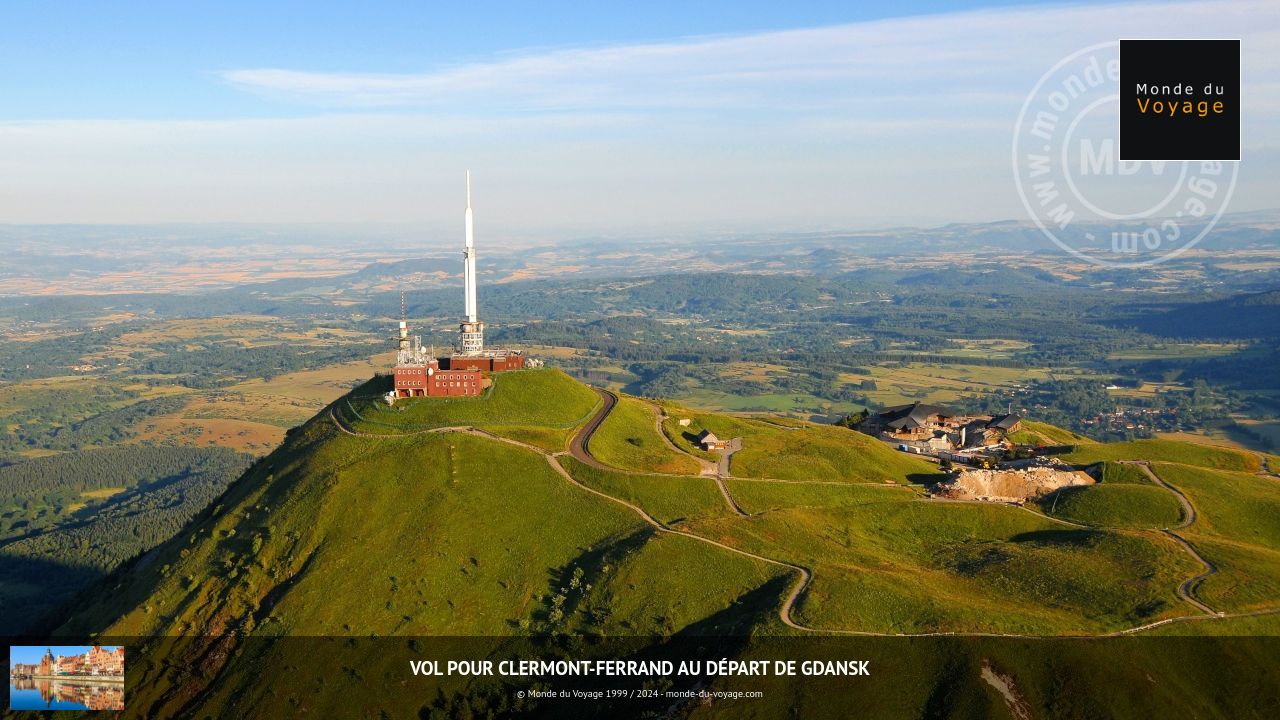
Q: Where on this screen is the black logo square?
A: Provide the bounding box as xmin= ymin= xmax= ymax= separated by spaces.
xmin=1120 ymin=39 xmax=1239 ymax=160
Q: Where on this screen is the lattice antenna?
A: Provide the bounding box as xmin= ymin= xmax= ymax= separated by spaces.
xmin=400 ymin=290 xmax=406 ymax=325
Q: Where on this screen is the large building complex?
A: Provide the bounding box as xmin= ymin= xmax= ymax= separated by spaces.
xmin=391 ymin=173 xmax=530 ymax=399
xmin=16 ymin=647 xmax=125 ymax=679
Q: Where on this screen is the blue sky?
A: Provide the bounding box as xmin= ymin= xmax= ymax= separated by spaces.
xmin=1 ymin=0 xmax=1276 ymax=233
xmin=9 ymin=646 xmax=120 ymax=667
xmin=1 ymin=0 xmax=1077 ymax=120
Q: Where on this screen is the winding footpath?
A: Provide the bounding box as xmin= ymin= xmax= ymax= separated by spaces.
xmin=329 ymin=395 xmax=1279 ymax=638
xmin=1118 ymin=460 xmax=1222 ymax=616
xmin=644 ymin=398 xmax=747 ymax=516
xmin=649 ymin=401 xmax=719 ymax=477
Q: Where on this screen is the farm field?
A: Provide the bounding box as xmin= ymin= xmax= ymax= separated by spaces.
xmin=844 ymin=362 xmax=1095 ymax=407
xmin=677 ymin=388 xmax=859 ymax=416
xmin=1105 ymin=343 xmax=1244 ymax=361
xmin=132 ymin=416 xmax=285 ymax=454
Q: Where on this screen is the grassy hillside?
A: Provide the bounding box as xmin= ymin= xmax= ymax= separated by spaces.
xmin=344 ymin=368 xmax=600 ymax=433
xmin=1038 ymin=484 xmax=1186 ymax=529
xmin=685 ymin=488 xmax=1196 ymax=634
xmin=662 ymin=407 xmax=940 ymax=483
xmin=1063 ymin=438 xmax=1260 ymax=472
xmin=588 ymin=395 xmax=702 ymax=475
xmin=1153 ymin=463 xmax=1280 ymax=612
xmin=37 ymin=370 xmax=1280 ymax=716
xmin=561 ymin=456 xmax=728 ymax=525
xmin=58 ymin=421 xmax=774 ymax=641
xmin=1100 ymin=461 xmax=1154 ymax=484
xmin=1011 ymin=420 xmax=1094 ymax=445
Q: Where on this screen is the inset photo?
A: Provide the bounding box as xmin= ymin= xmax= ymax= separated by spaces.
xmin=8 ymin=646 xmax=125 ymax=712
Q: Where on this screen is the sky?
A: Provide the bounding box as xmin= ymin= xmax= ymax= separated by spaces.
xmin=9 ymin=646 xmax=119 ymax=667
xmin=1 ymin=0 xmax=1277 ymax=237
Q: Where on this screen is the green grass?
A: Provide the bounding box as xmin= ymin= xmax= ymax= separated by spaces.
xmin=682 ymin=485 xmax=1197 ymax=634
xmin=1183 ymin=536 xmax=1280 ymax=612
xmin=480 ymin=424 xmax=573 ymax=453
xmin=1038 ymin=484 xmax=1185 ymax=529
xmin=588 ymin=396 xmax=701 ymax=474
xmin=1100 ymin=461 xmax=1154 ymax=484
xmin=1064 ymin=439 xmax=1261 ymax=472
xmin=663 ymin=408 xmax=940 ymax=484
xmin=560 ymin=456 xmax=730 ymax=525
xmin=44 ymin=369 xmax=1280 ymax=718
xmin=59 ymin=415 xmax=778 ymax=639
xmin=725 ymin=479 xmax=918 ymax=514
xmin=1140 ymin=613 xmax=1280 ymax=635
xmin=1151 ymin=463 xmax=1280 ymax=612
xmin=1017 ymin=420 xmax=1094 ymax=445
xmin=348 ymin=368 xmax=600 ymax=433
xmin=1153 ymin=464 xmax=1280 ymax=551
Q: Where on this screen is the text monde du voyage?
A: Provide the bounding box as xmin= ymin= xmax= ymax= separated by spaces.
xmin=1134 ymin=82 xmax=1228 ymax=118
xmin=409 ymin=659 xmax=871 ymax=678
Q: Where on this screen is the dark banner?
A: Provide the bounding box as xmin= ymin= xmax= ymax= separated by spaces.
xmin=4 ymin=635 xmax=1279 ymax=719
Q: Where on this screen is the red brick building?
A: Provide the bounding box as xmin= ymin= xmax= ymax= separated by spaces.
xmin=441 ymin=351 xmax=525 ymax=372
xmin=394 ymin=360 xmax=482 ymax=398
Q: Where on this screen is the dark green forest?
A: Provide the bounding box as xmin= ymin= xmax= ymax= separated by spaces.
xmin=0 ymin=446 xmax=250 ymax=634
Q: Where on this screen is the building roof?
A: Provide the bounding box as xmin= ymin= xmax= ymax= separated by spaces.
xmin=695 ymin=430 xmax=720 ymax=444
xmin=988 ymin=414 xmax=1022 ymax=430
xmin=877 ymin=402 xmax=959 ymax=430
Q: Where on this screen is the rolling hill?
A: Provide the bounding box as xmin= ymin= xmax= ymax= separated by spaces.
xmin=42 ymin=368 xmax=1280 ymax=718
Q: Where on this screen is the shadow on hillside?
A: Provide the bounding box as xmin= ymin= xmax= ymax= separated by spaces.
xmin=1008 ymin=528 xmax=1102 ymax=546
xmin=534 ymin=527 xmax=657 ymax=631
xmin=0 ymin=553 xmax=102 ymax=635
xmin=674 ymin=573 xmax=792 ymax=637
xmin=680 ymin=431 xmax=703 ymax=446
xmin=907 ymin=471 xmax=948 ymax=487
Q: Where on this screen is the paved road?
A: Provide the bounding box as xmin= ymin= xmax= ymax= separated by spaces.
xmin=715 ymin=438 xmax=749 ymax=517
xmin=329 ymin=397 xmax=1277 ymax=637
xmin=567 ymin=388 xmax=617 ymax=471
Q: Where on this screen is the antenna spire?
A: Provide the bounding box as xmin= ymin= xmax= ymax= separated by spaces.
xmin=400 ymin=290 xmax=406 ymax=324
xmin=466 ymin=170 xmax=472 ymax=209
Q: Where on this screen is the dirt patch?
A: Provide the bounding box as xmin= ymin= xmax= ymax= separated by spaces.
xmin=934 ymin=458 xmax=1094 ymax=503
xmin=980 ymin=659 xmax=1032 ymax=720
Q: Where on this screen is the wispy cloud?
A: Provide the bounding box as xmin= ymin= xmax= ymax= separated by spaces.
xmin=3 ymin=0 xmax=1278 ymax=227
xmin=221 ymin=0 xmax=1280 ymax=116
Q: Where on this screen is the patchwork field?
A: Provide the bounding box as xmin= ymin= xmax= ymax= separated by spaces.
xmin=842 ymin=362 xmax=1093 ymax=407
xmin=677 ymin=389 xmax=859 ymax=416
xmin=133 ymin=417 xmax=285 ymax=454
